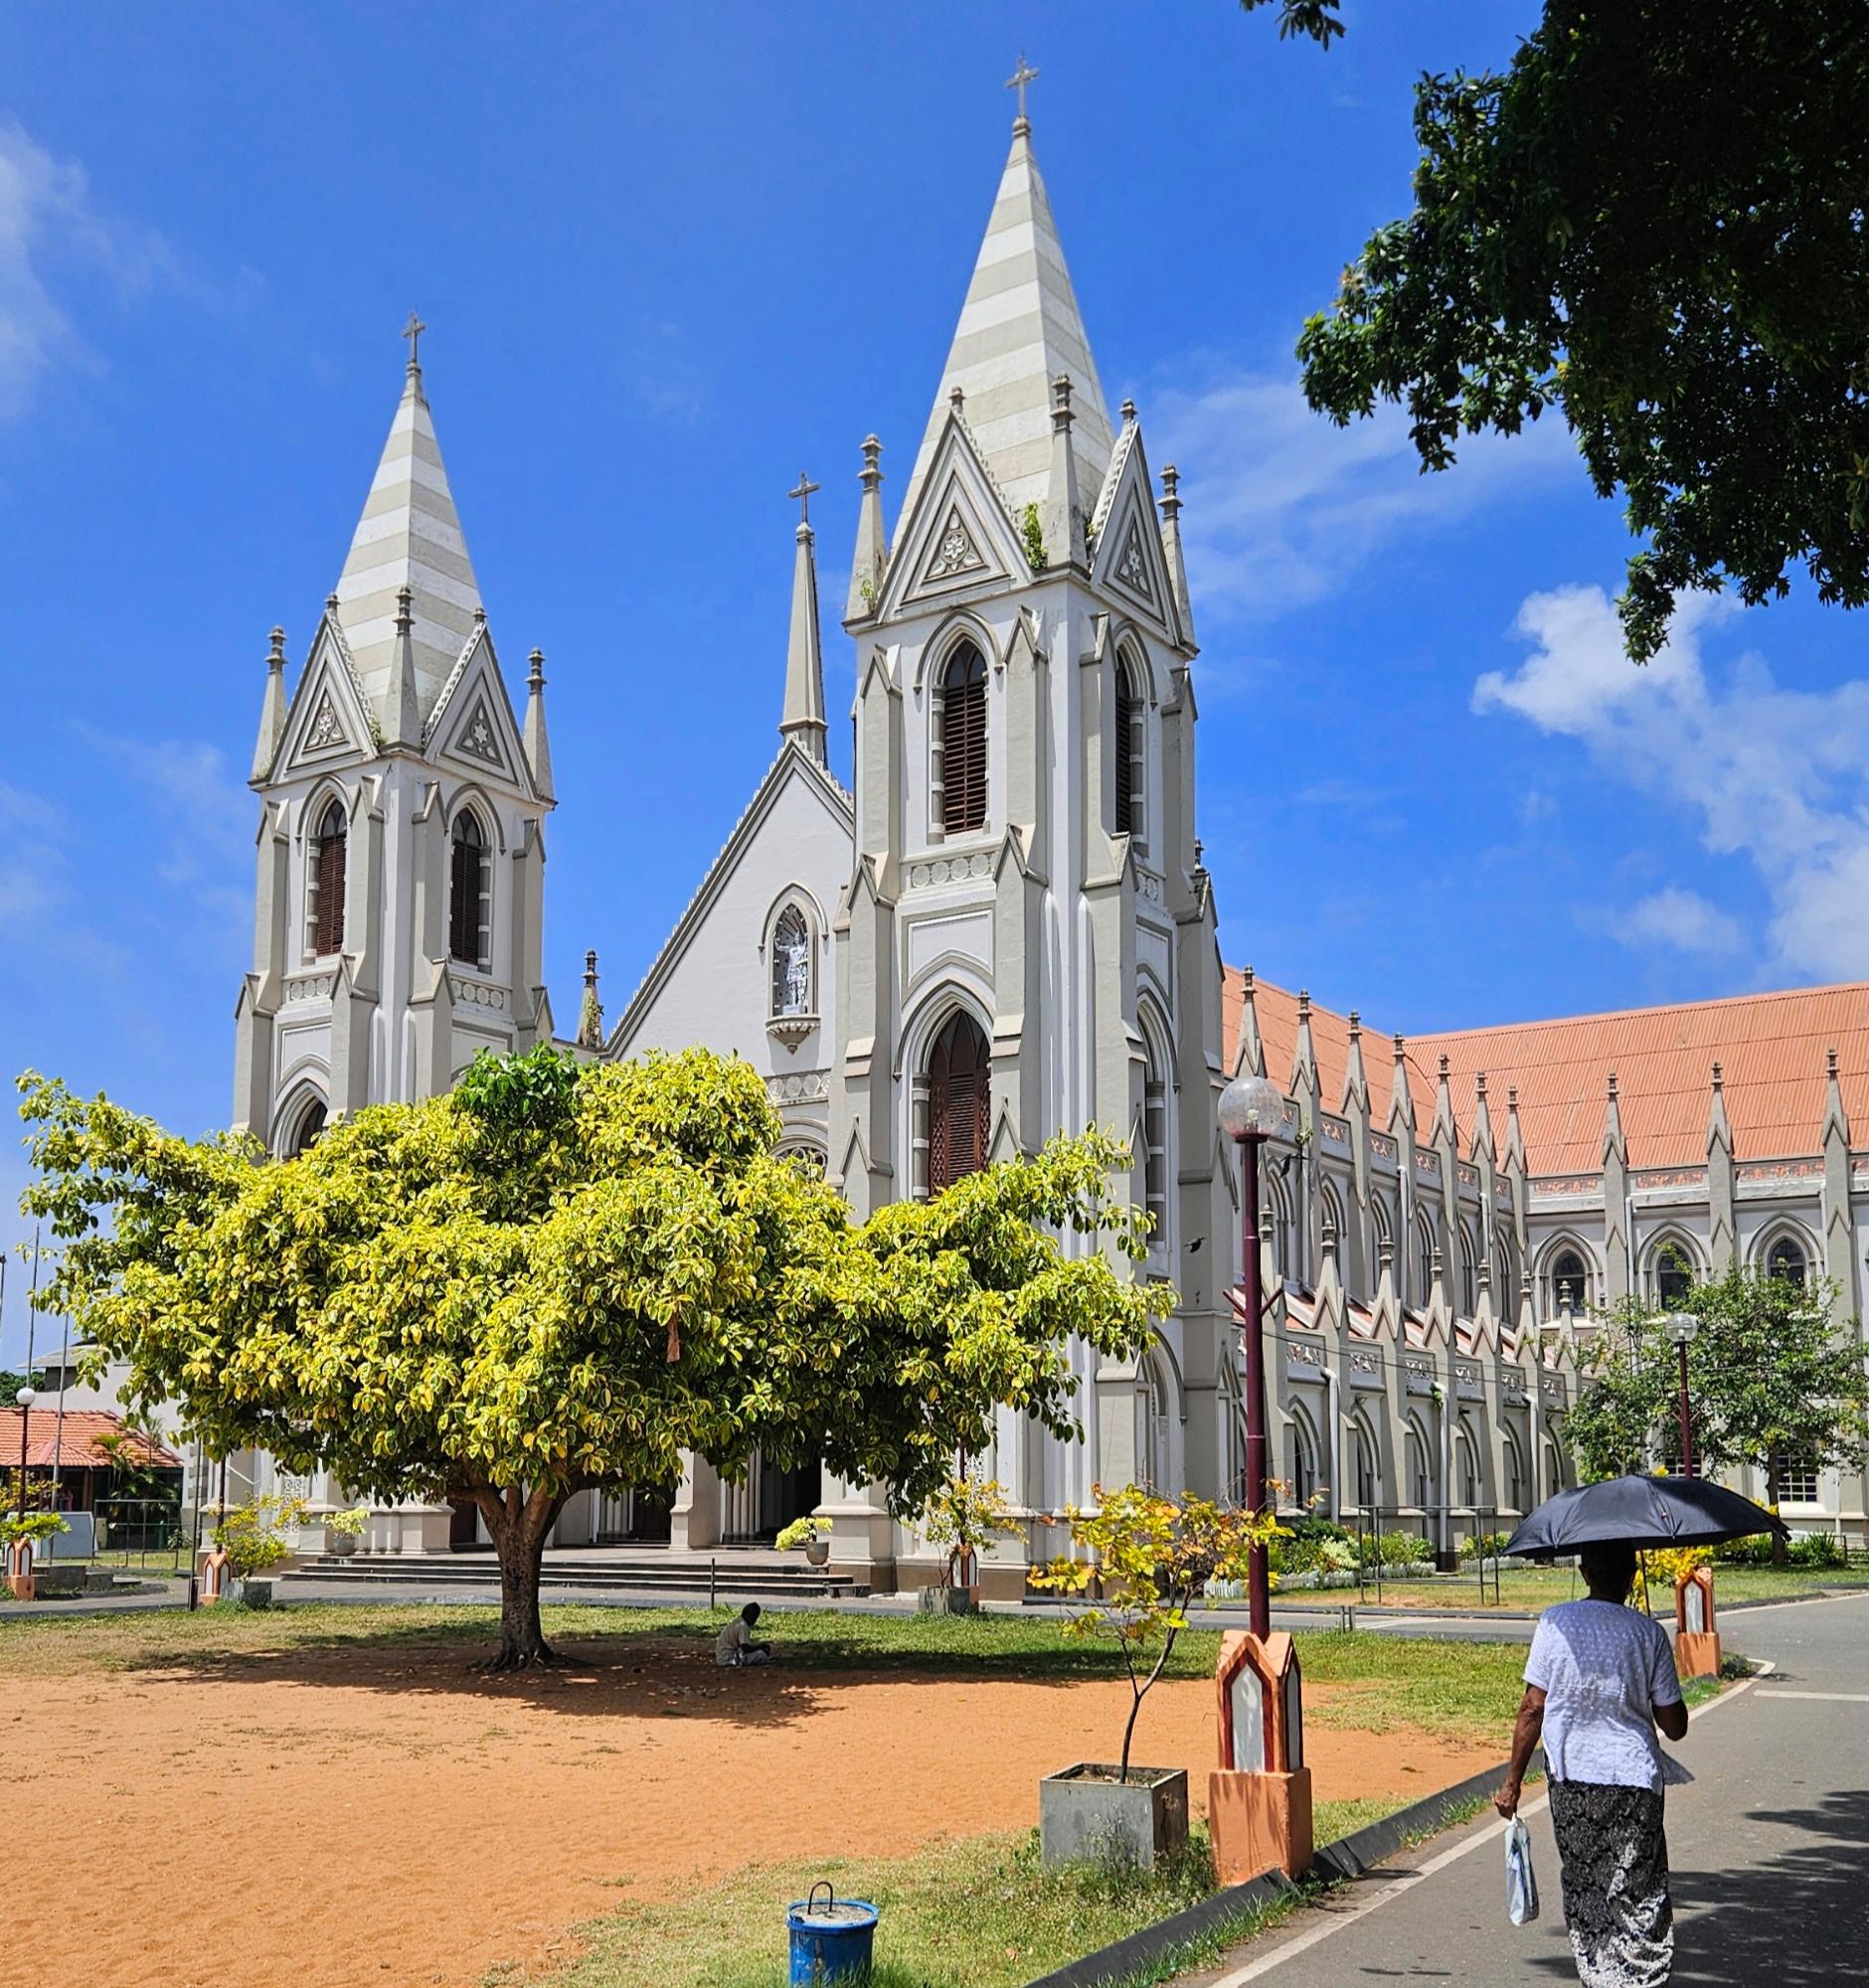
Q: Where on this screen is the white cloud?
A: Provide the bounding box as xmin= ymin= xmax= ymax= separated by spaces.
xmin=1144 ymin=363 xmax=1580 ymax=623
xmin=1474 ymin=583 xmax=1869 ymax=979
xmin=75 ymin=730 xmax=251 ymax=935
xmin=0 ymin=119 xmax=253 ymax=420
xmin=1619 ymin=887 xmax=1742 ymax=957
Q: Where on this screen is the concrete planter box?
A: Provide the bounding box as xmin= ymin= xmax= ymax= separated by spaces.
xmin=1040 ymin=1764 xmax=1189 ymax=1870
xmin=227 ymin=1577 xmax=274 ymax=1609
xmin=916 ymin=1584 xmax=979 ymax=1614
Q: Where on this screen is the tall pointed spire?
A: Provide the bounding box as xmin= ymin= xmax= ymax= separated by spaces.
xmin=334 ymin=323 xmax=484 ymax=733
xmin=780 ymin=473 xmax=828 ymax=764
xmin=845 ymin=434 xmax=889 ymax=621
xmin=902 ymin=93 xmax=1113 ymax=524
xmin=524 ymin=647 xmax=554 ymax=800
xmin=251 ymin=625 xmax=288 ymax=785
xmin=387 ymin=584 xmax=422 ymax=747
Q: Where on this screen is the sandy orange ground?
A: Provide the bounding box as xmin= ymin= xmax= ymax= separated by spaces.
xmin=0 ymin=1633 xmax=1498 ymax=1988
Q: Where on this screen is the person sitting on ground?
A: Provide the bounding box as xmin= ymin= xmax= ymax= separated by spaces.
xmin=1496 ymin=1540 xmax=1690 ymax=1988
xmin=715 ymin=1601 xmax=773 ymax=1667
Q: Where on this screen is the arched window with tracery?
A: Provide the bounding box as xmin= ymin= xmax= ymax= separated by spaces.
xmin=448 ymin=810 xmax=489 ymax=967
xmin=770 ymin=905 xmax=812 ymax=1018
xmin=1766 ymin=1233 xmax=1809 ymax=1287
xmin=286 ymin=1096 xmax=326 ymax=1157
xmin=1141 ymin=1043 xmax=1168 ymax=1254
xmin=927 ymin=1011 xmax=990 ymax=1194
xmin=1351 ymin=1416 xmax=1379 ymax=1512
xmin=1287 ymin=1404 xmax=1320 ymax=1509
xmin=1458 ymin=1223 xmax=1478 ymax=1316
xmin=1414 ymin=1212 xmax=1437 ymax=1306
xmin=934 ymin=641 xmax=987 ymax=837
xmin=1503 ymin=1427 xmax=1527 ymax=1513
xmin=1113 ymin=653 xmax=1146 ymax=847
xmin=1548 ymin=1244 xmax=1591 ymax=1318
xmin=308 ymin=797 xmax=347 ymax=957
xmin=1650 ymin=1239 xmax=1696 ymax=1307
xmin=1406 ymin=1418 xmax=1436 ymax=1511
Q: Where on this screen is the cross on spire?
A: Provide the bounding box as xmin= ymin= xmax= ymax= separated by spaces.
xmin=1006 ymin=52 xmax=1039 ymax=126
xmin=402 ymin=311 xmax=425 ymax=371
xmin=788 ymin=471 xmax=820 ymax=527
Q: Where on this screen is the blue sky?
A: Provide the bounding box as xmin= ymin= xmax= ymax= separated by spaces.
xmin=3 ymin=2 xmax=1865 ymax=1364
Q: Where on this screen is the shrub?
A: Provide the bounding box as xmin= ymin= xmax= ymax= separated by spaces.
xmin=326 ymin=1505 xmax=369 ymax=1539
xmin=210 ymin=1494 xmax=306 ymax=1578
xmin=1460 ymin=1532 xmax=1511 ymax=1565
xmin=1360 ymin=1530 xmax=1433 ymax=1569
xmin=1789 ymin=1533 xmax=1845 ymax=1569
xmin=773 ymin=1517 xmax=825 ymax=1552
xmin=1647 ymin=1544 xmax=1712 ymax=1588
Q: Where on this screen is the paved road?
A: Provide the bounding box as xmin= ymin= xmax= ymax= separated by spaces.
xmin=1183 ymin=1591 xmax=1868 ymax=1987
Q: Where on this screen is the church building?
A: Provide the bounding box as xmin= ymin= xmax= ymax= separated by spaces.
xmin=232 ymin=95 xmax=1869 ymax=1579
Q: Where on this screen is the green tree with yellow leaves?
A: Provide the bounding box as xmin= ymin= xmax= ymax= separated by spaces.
xmin=18 ymin=1046 xmax=1167 ymax=1667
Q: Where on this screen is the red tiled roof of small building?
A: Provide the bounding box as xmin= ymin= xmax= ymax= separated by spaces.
xmin=0 ymin=1408 xmax=181 ymax=1473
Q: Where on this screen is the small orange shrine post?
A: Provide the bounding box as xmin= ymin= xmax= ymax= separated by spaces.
xmin=5 ymin=1536 xmax=36 ymax=1602
xmin=1674 ymin=1566 xmax=1720 ymax=1681
xmin=200 ymin=1547 xmax=232 ymax=1604
xmin=1209 ymin=1629 xmax=1313 ymax=1884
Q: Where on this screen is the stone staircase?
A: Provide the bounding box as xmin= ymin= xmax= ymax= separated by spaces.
xmin=279 ymin=1545 xmax=864 ymax=1601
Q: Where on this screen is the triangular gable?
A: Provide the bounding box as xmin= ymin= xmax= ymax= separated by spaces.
xmin=878 ymin=414 xmax=1028 ymax=621
xmin=609 ymin=741 xmax=855 ymax=1054
xmin=425 ymin=627 xmax=532 ymax=794
xmin=276 ymin=617 xmax=377 ymax=775
xmin=1090 ymin=428 xmax=1178 ymax=639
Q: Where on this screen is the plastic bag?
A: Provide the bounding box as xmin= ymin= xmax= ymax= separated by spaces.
xmin=1504 ymin=1816 xmax=1540 ymax=1925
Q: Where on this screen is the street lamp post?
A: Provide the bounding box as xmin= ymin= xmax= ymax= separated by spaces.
xmin=1219 ymin=1072 xmax=1286 ymax=1640
xmin=1664 ymin=1313 xmax=1699 ymax=1476
xmin=14 ymin=1385 xmax=33 ymax=1527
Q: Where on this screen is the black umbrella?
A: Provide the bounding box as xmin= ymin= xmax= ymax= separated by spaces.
xmin=1505 ymin=1474 xmax=1788 ymax=1558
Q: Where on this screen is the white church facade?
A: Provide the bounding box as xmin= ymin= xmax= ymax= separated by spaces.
xmin=228 ymin=105 xmax=1869 ymax=1581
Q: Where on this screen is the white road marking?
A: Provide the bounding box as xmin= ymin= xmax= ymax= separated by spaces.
xmin=1202 ymin=1661 xmax=1776 ymax=1985
xmin=1752 ymin=1688 xmax=1869 ymax=1702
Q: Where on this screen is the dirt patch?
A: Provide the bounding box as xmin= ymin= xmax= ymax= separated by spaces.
xmin=0 ymin=1635 xmax=1498 ymax=1988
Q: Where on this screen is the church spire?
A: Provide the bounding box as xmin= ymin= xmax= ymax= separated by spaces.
xmin=780 ymin=473 xmax=828 ymax=764
xmin=251 ymin=625 xmax=288 ymax=785
xmin=1159 ymin=463 xmax=1196 ymax=645
xmin=334 ymin=321 xmax=484 ymax=735
xmin=901 ymin=82 xmax=1113 ymax=526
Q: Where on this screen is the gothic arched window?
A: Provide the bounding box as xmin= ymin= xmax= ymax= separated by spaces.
xmin=1287 ymin=1404 xmax=1320 ymax=1508
xmin=1406 ymin=1418 xmax=1436 ymax=1511
xmin=1113 ymin=653 xmax=1146 ymax=846
xmin=770 ymin=905 xmax=812 ymax=1018
xmin=287 ymin=1097 xmax=326 ymax=1157
xmin=1767 ymin=1234 xmax=1809 ymax=1287
xmin=927 ymin=1010 xmax=990 ymax=1193
xmin=1139 ymin=1352 xmax=1172 ymax=1491
xmin=1141 ymin=1033 xmax=1169 ymax=1252
xmin=449 ymin=811 xmax=489 ymax=967
xmin=310 ymin=798 xmax=347 ymax=957
xmin=1458 ymin=1223 xmax=1478 ymax=1316
xmin=1549 ymin=1246 xmax=1590 ymax=1317
xmin=1503 ymin=1427 xmax=1526 ymax=1513
xmin=1414 ymin=1212 xmax=1437 ymax=1306
xmin=1651 ymin=1240 xmax=1696 ymax=1307
xmin=1351 ymin=1417 xmax=1379 ymax=1511
xmin=935 ymin=641 xmax=987 ymax=836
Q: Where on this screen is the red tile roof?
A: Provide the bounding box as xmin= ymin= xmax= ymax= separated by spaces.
xmin=1223 ymin=966 xmax=1869 ymax=1177
xmin=0 ymin=1409 xmax=181 ymax=1473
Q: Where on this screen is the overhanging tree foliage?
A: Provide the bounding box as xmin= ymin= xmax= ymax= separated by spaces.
xmin=1565 ymin=1268 xmax=1869 ymax=1555
xmin=18 ymin=1047 xmax=1168 ymax=1667
xmin=1242 ymin=0 xmax=1869 ymax=661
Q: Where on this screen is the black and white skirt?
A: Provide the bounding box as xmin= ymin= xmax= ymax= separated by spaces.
xmin=1548 ymin=1780 xmax=1671 ymax=1988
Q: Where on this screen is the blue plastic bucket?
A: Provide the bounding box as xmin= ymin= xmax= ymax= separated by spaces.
xmin=786 ymin=1882 xmax=879 ymax=1984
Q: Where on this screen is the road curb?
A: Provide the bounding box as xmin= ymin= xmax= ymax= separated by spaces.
xmin=1023 ymin=1756 xmax=1532 ymax=1988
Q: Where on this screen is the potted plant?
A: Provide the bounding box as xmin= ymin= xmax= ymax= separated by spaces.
xmin=1031 ymin=1485 xmax=1281 ymax=1869
xmin=325 ymin=1505 xmax=369 ymax=1558
xmin=210 ymin=1493 xmax=306 ymax=1606
xmin=774 ymin=1516 xmax=831 ymax=1568
xmin=918 ymin=1472 xmax=1020 ymax=1612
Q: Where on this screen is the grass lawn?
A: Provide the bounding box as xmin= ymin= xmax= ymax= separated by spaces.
xmin=1328 ymin=1563 xmax=1869 ymax=1613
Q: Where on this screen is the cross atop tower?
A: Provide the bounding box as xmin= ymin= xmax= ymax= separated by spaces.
xmin=788 ymin=471 xmax=820 ymax=528
xmin=1006 ymin=53 xmax=1039 ymax=128
xmin=403 ymin=311 xmax=425 ymax=372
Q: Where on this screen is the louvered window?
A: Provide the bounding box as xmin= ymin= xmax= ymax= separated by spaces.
xmin=309 ymin=799 xmax=347 ymax=956
xmin=927 ymin=1011 xmax=990 ymax=1193
xmin=1113 ymin=659 xmax=1145 ymax=844
xmin=1142 ymin=1057 xmax=1167 ymax=1248
xmin=936 ymin=643 xmax=987 ymax=836
xmin=449 ymin=812 xmax=488 ymax=966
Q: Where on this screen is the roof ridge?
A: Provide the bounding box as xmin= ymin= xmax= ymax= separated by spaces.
xmin=1413 ymin=979 xmax=1869 ymax=1045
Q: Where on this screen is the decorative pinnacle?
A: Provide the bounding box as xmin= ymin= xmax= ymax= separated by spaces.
xmin=394 ymin=583 xmax=414 ymax=634
xmin=1608 ymin=1070 xmax=1619 ymax=1098
xmin=1297 ymin=988 xmax=1310 ymax=1018
xmin=473 ymin=603 xmax=488 ymax=626
xmin=325 ymin=591 xmax=340 ymax=615
xmin=949 ymin=385 xmax=966 ymax=414
xmin=1711 ymin=1060 xmax=1724 ymax=1090
xmin=584 ymin=947 xmax=598 ymax=984
xmin=527 ymin=647 xmax=546 ymax=689
xmin=1241 ymin=963 xmax=1255 ymax=990
xmin=267 ymin=626 xmax=286 ymax=664
xmin=402 ymin=311 xmax=425 ymax=375
xmin=1439 ymin=1053 xmax=1450 ymax=1077
xmin=1050 ymin=372 xmax=1075 ymax=432
xmin=1476 ymin=1070 xmax=1488 ymax=1098
xmin=1160 ymin=463 xmax=1181 ymax=520
xmin=1827 ymin=1047 xmax=1839 ymax=1078
xmin=859 ymin=433 xmax=883 ymax=488
xmin=1006 ymin=51 xmax=1039 ymax=130
xmin=1394 ymin=1032 xmax=1407 ymax=1060
xmin=1120 ymin=398 xmax=1137 ymax=424
xmin=1508 ymin=1085 xmax=1519 ymax=1106
xmin=788 ymin=470 xmax=820 ymax=531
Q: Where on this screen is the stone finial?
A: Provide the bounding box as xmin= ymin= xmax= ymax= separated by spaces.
xmin=1608 ymin=1070 xmax=1619 ymax=1098
xmin=860 ymin=434 xmax=883 ymax=488
xmin=394 ymin=584 xmax=414 ymax=635
xmin=1348 ymin=1009 xmax=1361 ymax=1035
xmin=1051 ymin=372 xmax=1075 ymax=432
xmin=473 ymin=603 xmax=488 ymax=627
xmin=1476 ymin=1070 xmax=1488 ymax=1099
xmin=1297 ymin=988 xmax=1311 ymax=1017
xmin=1509 ymin=1084 xmax=1519 ymax=1106
xmin=949 ymin=385 xmax=966 ymax=414
xmin=267 ymin=625 xmax=286 ymax=661
xmin=528 ymin=647 xmax=546 ymax=689
xmin=1827 ymin=1047 xmax=1839 ymax=1078
xmin=577 ymin=949 xmax=603 ymax=1052
xmin=1394 ymin=1032 xmax=1407 ymax=1061
xmin=1439 ymin=1053 xmax=1450 ymax=1077
xmin=325 ymin=591 xmax=340 ymax=615
xmin=1120 ymin=397 xmax=1137 ymax=424
xmin=1242 ymin=964 xmax=1255 ymax=990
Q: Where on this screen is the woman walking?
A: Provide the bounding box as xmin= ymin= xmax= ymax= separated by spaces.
xmin=1496 ymin=1540 xmax=1689 ymax=1986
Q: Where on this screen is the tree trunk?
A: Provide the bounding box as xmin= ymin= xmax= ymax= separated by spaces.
xmin=1766 ymin=1457 xmax=1789 ymax=1565
xmin=477 ymin=1486 xmax=567 ymax=1670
